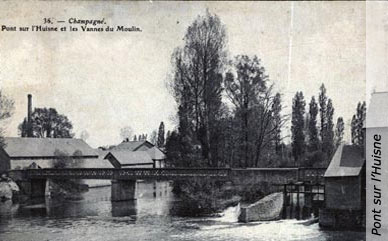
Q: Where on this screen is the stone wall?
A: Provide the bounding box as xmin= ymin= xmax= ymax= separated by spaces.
xmin=319 ymin=208 xmax=365 ymax=230
xmin=325 ymin=176 xmax=362 ymax=210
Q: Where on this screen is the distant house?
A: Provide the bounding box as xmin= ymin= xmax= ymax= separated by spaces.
xmin=111 ymin=140 xmax=166 ymax=168
xmin=113 ymin=140 xmax=154 ymax=152
xmin=0 ymin=137 xmax=98 ymax=172
xmin=104 ymin=150 xmax=154 ymax=168
xmin=146 ymin=146 xmax=166 ymax=168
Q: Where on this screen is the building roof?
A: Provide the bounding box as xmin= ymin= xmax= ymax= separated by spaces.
xmin=112 ymin=141 xmax=153 ymax=151
xmin=2 ymin=137 xmax=98 ymax=159
xmin=104 ymin=150 xmax=154 ymax=166
xmin=366 ymin=92 xmax=388 ymax=128
xmin=146 ymin=146 xmax=166 ymax=160
xmin=92 ymin=149 xmax=114 ymax=168
xmin=324 ymin=144 xmax=364 ymax=177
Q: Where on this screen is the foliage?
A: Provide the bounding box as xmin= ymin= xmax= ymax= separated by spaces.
xmin=172 ymin=179 xmax=226 ymax=215
xmin=325 ymin=99 xmax=335 ymax=158
xmin=317 ymin=84 xmax=336 ymax=160
xmin=80 ymin=130 xmax=90 ymax=141
xmin=150 ymin=130 xmax=158 ymax=145
xmin=302 ymin=151 xmax=328 ymax=168
xmin=335 ymin=117 xmax=345 ymax=147
xmin=272 ymin=93 xmax=283 ymax=154
xmin=308 ymin=96 xmax=319 ymax=151
xmin=167 ymin=11 xmax=289 ymax=169
xmin=291 ymin=91 xmax=306 ymax=166
xmin=169 ymin=10 xmax=227 ymax=166
xmin=351 ymin=101 xmax=366 ymax=147
xmin=318 ymin=84 xmax=327 ymax=146
xmin=157 ymin=121 xmax=165 ymax=147
xmin=19 ymin=108 xmax=73 ymax=138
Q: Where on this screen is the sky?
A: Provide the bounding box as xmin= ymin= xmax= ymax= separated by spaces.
xmin=0 ymin=1 xmax=383 ymax=148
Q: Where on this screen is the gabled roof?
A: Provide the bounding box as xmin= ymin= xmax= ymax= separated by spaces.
xmin=366 ymin=92 xmax=388 ymax=128
xmin=104 ymin=150 xmax=153 ymax=166
xmin=112 ymin=141 xmax=153 ymax=151
xmin=146 ymin=146 xmax=166 ymax=160
xmin=2 ymin=137 xmax=98 ymax=159
xmin=324 ymin=144 xmax=364 ymax=177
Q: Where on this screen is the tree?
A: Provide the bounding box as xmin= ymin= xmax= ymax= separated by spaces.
xmin=19 ymin=108 xmax=73 ymax=138
xmin=157 ymin=121 xmax=165 ymax=147
xmin=272 ymin=93 xmax=283 ymax=155
xmin=335 ymin=117 xmax=345 ymax=148
xmin=251 ymin=86 xmax=288 ymax=167
xmin=120 ymin=126 xmax=133 ymax=141
xmin=169 ymin=10 xmax=227 ymax=166
xmin=80 ymin=130 xmax=90 ymax=141
xmin=291 ymin=91 xmax=306 ymax=166
xmin=0 ymin=91 xmax=14 ymax=147
xmin=325 ymin=99 xmax=335 ymax=157
xmin=150 ymin=130 xmax=158 ymax=145
xmin=308 ymin=96 xmax=319 ymax=151
xmin=133 ymin=135 xmax=137 ymax=141
xmin=318 ymin=84 xmax=327 ymax=150
xmin=224 ymin=55 xmax=268 ymax=167
xmin=351 ymin=101 xmax=366 ymax=147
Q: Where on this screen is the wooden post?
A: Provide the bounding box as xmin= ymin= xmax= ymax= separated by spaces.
xmin=296 ymin=184 xmax=300 ymax=220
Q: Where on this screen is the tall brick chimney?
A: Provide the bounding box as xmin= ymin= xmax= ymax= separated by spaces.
xmin=27 ymin=94 xmax=32 ymax=137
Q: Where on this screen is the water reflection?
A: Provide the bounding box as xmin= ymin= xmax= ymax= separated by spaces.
xmin=111 ymin=200 xmax=137 ymax=218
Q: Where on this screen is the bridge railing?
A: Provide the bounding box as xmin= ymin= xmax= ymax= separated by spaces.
xmin=21 ymin=168 xmax=232 ymax=180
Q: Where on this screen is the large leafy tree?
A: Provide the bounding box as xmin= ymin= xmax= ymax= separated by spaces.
xmin=169 ymin=10 xmax=227 ymax=166
xmin=19 ymin=107 xmax=73 ymax=138
xmin=224 ymin=56 xmax=286 ymax=167
xmin=291 ymin=91 xmax=306 ymax=166
xmin=224 ymin=55 xmax=268 ymax=166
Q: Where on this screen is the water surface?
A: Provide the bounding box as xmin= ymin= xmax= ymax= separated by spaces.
xmin=0 ymin=181 xmax=365 ymax=241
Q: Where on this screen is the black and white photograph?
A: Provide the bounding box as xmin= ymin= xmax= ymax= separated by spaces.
xmin=0 ymin=1 xmax=386 ymax=241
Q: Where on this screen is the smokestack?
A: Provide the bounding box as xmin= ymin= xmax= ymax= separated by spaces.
xmin=27 ymin=94 xmax=32 ymax=137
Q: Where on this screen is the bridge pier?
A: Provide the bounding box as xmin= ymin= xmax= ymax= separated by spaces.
xmin=17 ymin=178 xmax=47 ymax=198
xmin=111 ymin=180 xmax=136 ymax=202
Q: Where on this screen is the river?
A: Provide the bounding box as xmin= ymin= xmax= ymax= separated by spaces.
xmin=0 ymin=181 xmax=365 ymax=241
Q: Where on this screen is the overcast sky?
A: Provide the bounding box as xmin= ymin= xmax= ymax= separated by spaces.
xmin=0 ymin=1 xmax=382 ymax=148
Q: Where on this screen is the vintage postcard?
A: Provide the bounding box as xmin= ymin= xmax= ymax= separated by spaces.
xmin=0 ymin=1 xmax=386 ymax=241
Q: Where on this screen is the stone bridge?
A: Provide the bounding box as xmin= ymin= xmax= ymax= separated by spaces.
xmin=8 ymin=167 xmax=325 ymax=201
